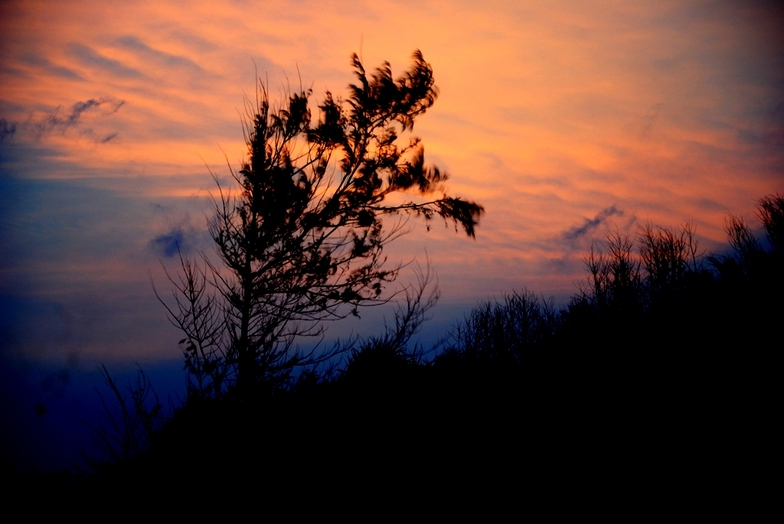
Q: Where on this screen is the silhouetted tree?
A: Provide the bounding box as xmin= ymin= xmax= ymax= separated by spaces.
xmin=160 ymin=51 xmax=483 ymax=398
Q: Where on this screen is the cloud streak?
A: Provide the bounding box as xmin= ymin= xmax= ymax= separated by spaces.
xmin=562 ymin=206 xmax=625 ymax=244
xmin=0 ymin=118 xmax=16 ymax=143
xmin=67 ymin=43 xmax=142 ymax=79
xmin=149 ymin=226 xmax=198 ymax=258
xmin=21 ymin=54 xmax=84 ymax=81
xmin=33 ymin=97 xmax=125 ymax=142
xmin=114 ymin=36 xmax=205 ymax=76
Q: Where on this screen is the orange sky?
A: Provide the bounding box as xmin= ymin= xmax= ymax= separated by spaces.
xmin=2 ymin=0 xmax=783 ymax=362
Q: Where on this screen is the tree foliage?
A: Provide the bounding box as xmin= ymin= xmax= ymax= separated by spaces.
xmin=160 ymin=50 xmax=483 ymax=397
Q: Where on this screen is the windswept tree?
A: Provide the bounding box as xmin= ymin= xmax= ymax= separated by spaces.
xmin=160 ymin=51 xmax=483 ymax=397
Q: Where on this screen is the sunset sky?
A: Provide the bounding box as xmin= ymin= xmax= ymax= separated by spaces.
xmin=2 ymin=0 xmax=783 ymax=469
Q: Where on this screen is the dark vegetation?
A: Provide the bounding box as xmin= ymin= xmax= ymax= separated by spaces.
xmin=61 ymin=195 xmax=776 ymax=507
xmin=17 ymin=51 xmax=781 ymax=504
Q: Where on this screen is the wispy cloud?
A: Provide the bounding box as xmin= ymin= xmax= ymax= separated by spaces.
xmin=33 ymin=97 xmax=124 ymax=142
xmin=67 ymin=43 xmax=142 ymax=79
xmin=114 ymin=36 xmax=205 ymax=76
xmin=0 ymin=118 xmax=17 ymax=143
xmin=640 ymin=103 xmax=663 ymax=138
xmin=169 ymin=30 xmax=217 ymax=53
xmin=21 ymin=54 xmax=84 ymax=81
xmin=150 ymin=229 xmax=187 ymax=258
xmin=149 ymin=213 xmax=202 ymax=258
xmin=562 ymin=206 xmax=624 ymax=243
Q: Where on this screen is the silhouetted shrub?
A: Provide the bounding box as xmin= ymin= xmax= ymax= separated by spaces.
xmin=439 ymin=289 xmax=557 ymax=366
xmin=83 ymin=366 xmax=163 ymax=470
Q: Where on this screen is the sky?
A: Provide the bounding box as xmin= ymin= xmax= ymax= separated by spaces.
xmin=2 ymin=0 xmax=783 ymax=470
